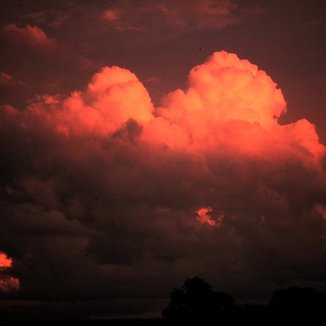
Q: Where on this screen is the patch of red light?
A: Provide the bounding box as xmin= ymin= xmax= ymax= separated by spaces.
xmin=196 ymin=207 xmax=225 ymax=227
xmin=0 ymin=252 xmax=12 ymax=268
xmin=0 ymin=251 xmax=20 ymax=293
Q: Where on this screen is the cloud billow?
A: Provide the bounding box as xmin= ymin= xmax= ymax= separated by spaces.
xmin=0 ymin=51 xmax=326 ymax=300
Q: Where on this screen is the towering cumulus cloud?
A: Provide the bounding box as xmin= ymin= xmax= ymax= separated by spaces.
xmin=0 ymin=51 xmax=326 ymax=300
xmin=22 ymin=65 xmax=153 ymax=136
xmin=144 ymin=51 xmax=324 ymax=163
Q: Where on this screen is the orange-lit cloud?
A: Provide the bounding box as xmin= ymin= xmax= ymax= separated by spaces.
xmin=0 ymin=252 xmax=20 ymax=293
xmin=3 ymin=50 xmax=323 ymax=167
xmin=18 ymin=66 xmax=153 ymax=136
xmin=196 ymin=207 xmax=224 ymax=227
xmin=143 ymin=51 xmax=325 ymax=166
xmin=0 ymin=252 xmax=12 ymax=268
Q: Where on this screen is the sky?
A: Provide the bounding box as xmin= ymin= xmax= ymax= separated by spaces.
xmin=1 ymin=0 xmax=326 ymax=319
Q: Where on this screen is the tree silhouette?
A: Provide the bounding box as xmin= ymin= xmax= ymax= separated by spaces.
xmin=162 ymin=276 xmax=235 ymax=320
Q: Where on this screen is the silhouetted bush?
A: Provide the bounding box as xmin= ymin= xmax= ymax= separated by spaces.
xmin=162 ymin=276 xmax=236 ymax=321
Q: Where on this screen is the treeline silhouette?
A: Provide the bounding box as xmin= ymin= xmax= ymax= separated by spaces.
xmin=1 ymin=277 xmax=325 ymax=322
xmin=163 ymin=277 xmax=326 ymax=321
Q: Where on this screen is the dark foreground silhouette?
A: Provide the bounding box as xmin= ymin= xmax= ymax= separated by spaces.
xmin=162 ymin=276 xmax=236 ymax=321
xmin=1 ymin=278 xmax=326 ymax=322
xmin=162 ymin=277 xmax=326 ymax=321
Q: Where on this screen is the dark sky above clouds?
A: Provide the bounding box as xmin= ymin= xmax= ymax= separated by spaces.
xmin=1 ymin=0 xmax=326 ymax=319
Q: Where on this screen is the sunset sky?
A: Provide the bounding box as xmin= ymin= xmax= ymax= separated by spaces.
xmin=1 ymin=0 xmax=326 ymax=319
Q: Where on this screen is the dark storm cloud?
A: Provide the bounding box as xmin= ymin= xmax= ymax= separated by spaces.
xmin=0 ymin=50 xmax=326 ymax=306
xmin=0 ymin=0 xmax=264 ymax=109
xmin=0 ymin=21 xmax=94 ymax=107
xmin=2 ymin=23 xmax=58 ymax=50
xmin=101 ymin=0 xmax=261 ymax=33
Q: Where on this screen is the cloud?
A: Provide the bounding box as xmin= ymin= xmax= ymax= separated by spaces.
xmin=102 ymin=0 xmax=261 ymax=34
xmin=196 ymin=207 xmax=224 ymax=227
xmin=0 ymin=72 xmax=14 ymax=88
xmin=0 ymin=72 xmax=24 ymax=90
xmin=0 ymin=252 xmax=20 ymax=293
xmin=0 ymin=21 xmax=95 ymax=108
xmin=0 ymin=51 xmax=326 ymax=303
xmin=1 ymin=23 xmax=94 ymax=75
xmin=315 ymin=204 xmax=326 ymax=220
xmin=143 ymin=51 xmax=324 ymax=164
xmin=0 ymin=276 xmax=20 ymax=293
xmin=26 ymin=10 xmax=70 ymax=29
xmin=22 ymin=65 xmax=153 ymax=136
xmin=0 ymin=252 xmax=12 ymax=268
xmin=2 ymin=24 xmax=57 ymax=50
